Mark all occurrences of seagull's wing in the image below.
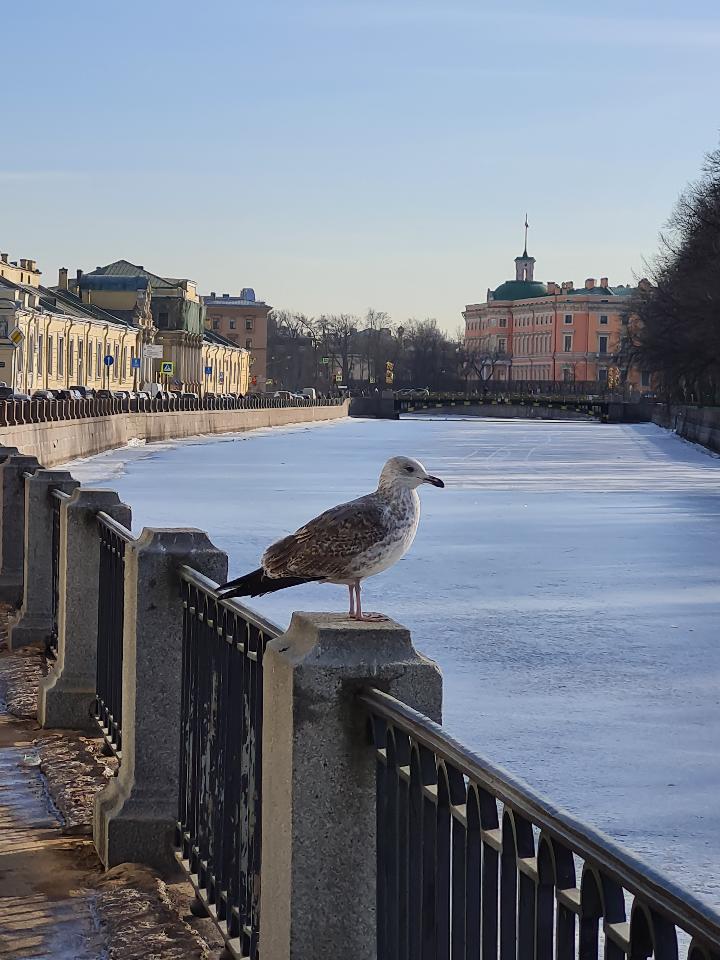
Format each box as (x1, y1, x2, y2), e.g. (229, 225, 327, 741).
(261, 493, 387, 580)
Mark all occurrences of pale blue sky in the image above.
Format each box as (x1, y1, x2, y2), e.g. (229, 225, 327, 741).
(3, 0, 719, 330)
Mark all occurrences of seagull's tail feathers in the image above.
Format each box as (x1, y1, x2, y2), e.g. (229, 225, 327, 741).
(217, 567, 321, 600)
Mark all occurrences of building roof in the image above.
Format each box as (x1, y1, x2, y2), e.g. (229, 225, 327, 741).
(566, 285, 616, 297)
(1, 275, 134, 327)
(203, 328, 247, 349)
(491, 279, 548, 301)
(79, 275, 149, 292)
(203, 293, 268, 307)
(86, 260, 190, 292)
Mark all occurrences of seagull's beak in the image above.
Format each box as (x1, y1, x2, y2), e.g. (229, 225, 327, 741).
(424, 475, 444, 488)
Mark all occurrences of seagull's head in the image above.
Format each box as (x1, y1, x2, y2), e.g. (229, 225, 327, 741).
(379, 456, 445, 491)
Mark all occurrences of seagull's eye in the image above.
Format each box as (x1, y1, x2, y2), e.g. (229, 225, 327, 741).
(405, 466, 414, 473)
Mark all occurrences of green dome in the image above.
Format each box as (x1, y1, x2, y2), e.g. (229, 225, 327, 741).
(491, 279, 548, 301)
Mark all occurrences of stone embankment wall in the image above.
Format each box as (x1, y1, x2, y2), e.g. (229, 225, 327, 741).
(652, 404, 720, 454)
(0, 401, 349, 467)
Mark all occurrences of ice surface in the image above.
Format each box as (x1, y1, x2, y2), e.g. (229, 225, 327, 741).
(65, 416, 720, 906)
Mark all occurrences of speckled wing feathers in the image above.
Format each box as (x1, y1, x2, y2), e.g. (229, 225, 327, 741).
(261, 493, 388, 581)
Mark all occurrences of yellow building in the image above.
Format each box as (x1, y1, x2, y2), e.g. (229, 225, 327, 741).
(201, 330, 250, 396)
(0, 279, 143, 393)
(0, 252, 42, 288)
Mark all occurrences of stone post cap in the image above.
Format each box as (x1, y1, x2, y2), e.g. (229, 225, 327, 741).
(30, 469, 78, 484)
(271, 611, 422, 667)
(3, 454, 40, 469)
(67, 486, 128, 508)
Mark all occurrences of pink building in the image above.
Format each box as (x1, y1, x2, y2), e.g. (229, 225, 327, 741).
(463, 246, 649, 389)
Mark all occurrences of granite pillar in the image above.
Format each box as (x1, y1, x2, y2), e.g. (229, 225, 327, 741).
(259, 612, 442, 960)
(94, 528, 227, 871)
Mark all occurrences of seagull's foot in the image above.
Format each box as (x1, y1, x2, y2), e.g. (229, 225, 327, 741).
(350, 612, 388, 622)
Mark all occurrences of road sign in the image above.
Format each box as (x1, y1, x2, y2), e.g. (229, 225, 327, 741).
(385, 373, 394, 385)
(131, 357, 141, 369)
(386, 361, 394, 371)
(9, 328, 24, 346)
(251, 376, 257, 385)
(321, 357, 330, 364)
(335, 373, 342, 383)
(161, 361, 175, 375)
(204, 366, 213, 375)
(104, 355, 114, 366)
(143, 345, 164, 359)
(369, 377, 376, 384)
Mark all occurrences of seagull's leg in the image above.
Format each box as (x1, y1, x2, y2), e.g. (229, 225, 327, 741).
(354, 580, 387, 622)
(348, 584, 355, 618)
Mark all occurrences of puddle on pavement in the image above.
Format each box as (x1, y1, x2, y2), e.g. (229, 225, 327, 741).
(0, 678, 109, 959)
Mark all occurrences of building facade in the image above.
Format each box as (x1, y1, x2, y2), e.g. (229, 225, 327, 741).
(0, 248, 250, 397)
(0, 277, 143, 394)
(464, 247, 647, 389)
(203, 290, 270, 392)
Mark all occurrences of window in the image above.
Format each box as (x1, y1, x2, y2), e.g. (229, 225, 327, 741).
(122, 347, 127, 378)
(563, 367, 572, 382)
(114, 346, 119, 379)
(498, 318, 507, 328)
(600, 315, 608, 325)
(97, 342, 102, 375)
(641, 371, 651, 387)
(498, 337, 507, 353)
(598, 368, 608, 382)
(37, 334, 43, 374)
(78, 337, 83, 360)
(621, 316, 629, 325)
(245, 318, 253, 331)
(564, 314, 572, 324)
(563, 334, 572, 352)
(58, 337, 64, 375)
(246, 338, 253, 349)
(88, 340, 93, 377)
(598, 335, 608, 354)
(229, 320, 236, 330)
(158, 311, 169, 328)
(48, 336, 54, 375)
(213, 319, 220, 330)
(69, 340, 74, 377)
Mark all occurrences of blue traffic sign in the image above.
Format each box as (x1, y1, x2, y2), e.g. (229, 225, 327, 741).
(131, 357, 141, 369)
(103, 355, 114, 366)
(204, 366, 213, 375)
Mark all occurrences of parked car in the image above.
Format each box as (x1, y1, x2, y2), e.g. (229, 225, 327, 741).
(52, 389, 84, 401)
(95, 389, 122, 399)
(32, 389, 57, 400)
(69, 385, 95, 399)
(273, 391, 294, 401)
(0, 387, 31, 401)
(301, 387, 317, 401)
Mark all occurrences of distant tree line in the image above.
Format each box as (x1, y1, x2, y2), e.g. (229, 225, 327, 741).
(267, 309, 469, 392)
(623, 142, 720, 404)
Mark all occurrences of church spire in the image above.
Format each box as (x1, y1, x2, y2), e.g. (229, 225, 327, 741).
(515, 215, 536, 281)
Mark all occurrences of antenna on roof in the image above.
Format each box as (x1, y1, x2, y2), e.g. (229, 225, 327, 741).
(523, 213, 529, 256)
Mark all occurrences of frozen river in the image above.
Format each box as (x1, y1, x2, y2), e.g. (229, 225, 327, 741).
(67, 415, 720, 906)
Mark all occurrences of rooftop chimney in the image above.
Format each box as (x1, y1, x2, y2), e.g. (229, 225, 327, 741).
(600, 277, 608, 287)
(58, 267, 69, 290)
(585, 278, 595, 289)
(0, 253, 7, 263)
(561, 281, 573, 291)
(76, 269, 83, 289)
(223, 293, 229, 298)
(210, 291, 216, 298)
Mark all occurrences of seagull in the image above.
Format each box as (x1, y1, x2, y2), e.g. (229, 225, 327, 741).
(216, 456, 444, 620)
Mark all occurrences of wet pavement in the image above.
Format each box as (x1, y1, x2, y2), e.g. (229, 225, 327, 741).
(0, 678, 109, 959)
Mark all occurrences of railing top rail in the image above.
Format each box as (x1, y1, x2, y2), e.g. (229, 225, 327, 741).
(51, 488, 73, 503)
(96, 510, 135, 543)
(178, 564, 283, 639)
(359, 687, 720, 950)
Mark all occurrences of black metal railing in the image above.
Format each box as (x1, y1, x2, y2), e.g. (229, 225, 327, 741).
(361, 688, 720, 960)
(49, 488, 72, 658)
(95, 511, 134, 757)
(0, 394, 345, 427)
(176, 566, 280, 960)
